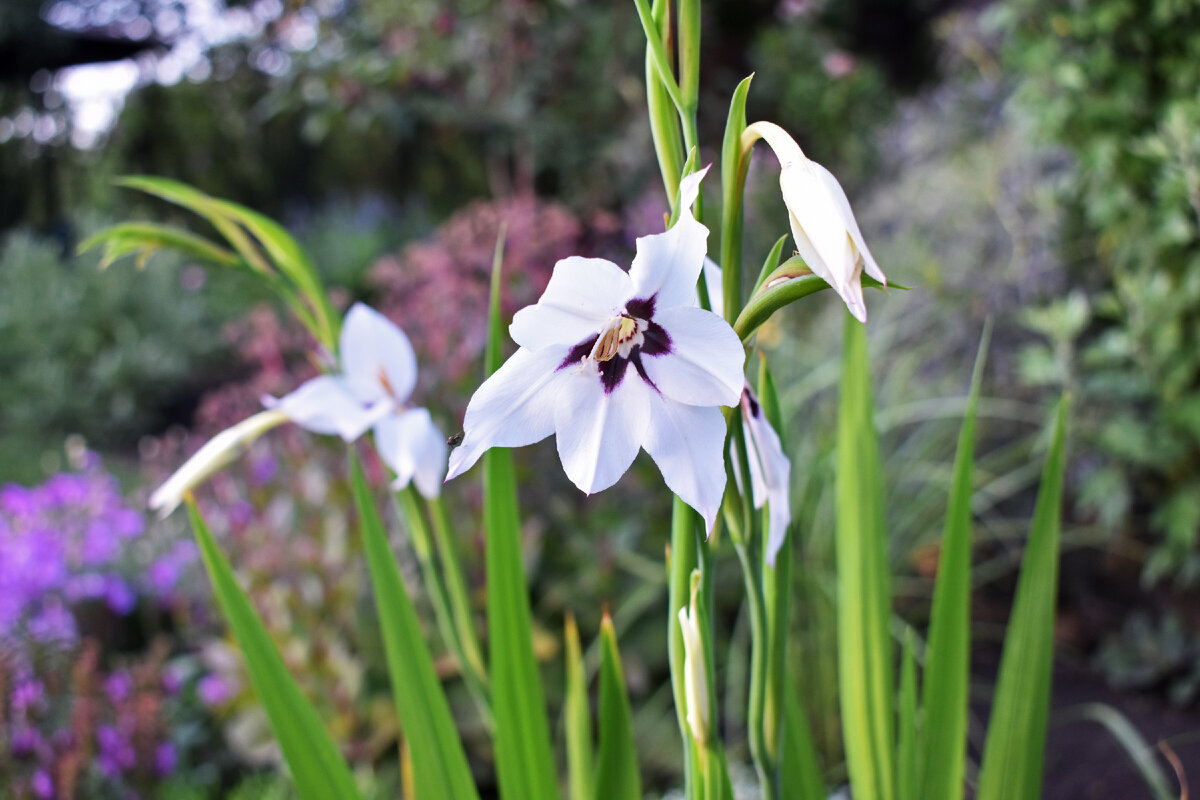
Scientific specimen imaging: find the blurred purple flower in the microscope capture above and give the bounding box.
[10,726,44,756]
[104,577,136,615]
[105,671,133,703]
[97,724,137,776]
[11,678,45,712]
[31,769,54,799]
[155,742,177,776]
[249,453,278,487]
[197,674,231,706]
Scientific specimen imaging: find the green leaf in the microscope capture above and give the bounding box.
[836,313,896,800]
[632,0,684,113]
[564,614,594,800]
[780,679,826,800]
[919,325,989,800]
[751,235,791,296]
[349,456,481,800]
[719,73,754,323]
[897,631,919,800]
[184,499,362,800]
[483,232,559,800]
[593,615,641,800]
[644,0,684,214]
[976,396,1069,800]
[78,222,241,270]
[1069,704,1176,800]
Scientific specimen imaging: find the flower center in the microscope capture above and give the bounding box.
[377,367,398,400]
[590,315,645,363]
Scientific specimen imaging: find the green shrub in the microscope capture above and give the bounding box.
[0,227,229,476]
[994,0,1200,583]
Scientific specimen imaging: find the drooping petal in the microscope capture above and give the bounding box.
[509,257,633,350]
[739,390,792,567]
[814,162,886,286]
[149,410,289,517]
[629,166,711,310]
[374,407,447,499]
[639,306,745,407]
[642,398,727,535]
[446,346,569,481]
[339,303,418,404]
[553,368,651,495]
[264,375,386,441]
[779,161,857,289]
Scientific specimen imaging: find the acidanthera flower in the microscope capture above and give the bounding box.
[736,386,792,567]
[743,120,886,322]
[678,590,710,743]
[265,303,447,498]
[446,167,744,532]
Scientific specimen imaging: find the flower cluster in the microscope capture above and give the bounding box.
[1,466,147,647]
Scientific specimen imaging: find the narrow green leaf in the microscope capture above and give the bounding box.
[669,497,701,800]
[919,325,990,800]
[758,359,788,768]
[594,615,641,800]
[1069,704,1176,800]
[645,0,684,214]
[719,74,754,323]
[483,233,559,800]
[564,614,594,800]
[78,222,241,270]
[184,499,362,800]
[349,456,481,800]
[897,631,919,800]
[780,679,826,800]
[976,396,1069,800]
[632,0,684,113]
[836,314,896,800]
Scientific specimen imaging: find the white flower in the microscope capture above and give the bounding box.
[735,386,792,567]
[149,409,289,517]
[265,303,447,498]
[678,580,710,743]
[445,167,745,532]
[744,121,886,322]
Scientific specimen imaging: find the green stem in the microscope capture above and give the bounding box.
[735,540,776,799]
[427,495,489,693]
[669,497,701,800]
[396,486,493,729]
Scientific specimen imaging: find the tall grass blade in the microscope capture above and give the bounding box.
[184,499,362,800]
[349,456,481,800]
[780,679,826,800]
[836,314,896,800]
[898,631,919,800]
[564,614,595,800]
[483,231,559,800]
[919,325,990,800]
[976,396,1069,800]
[594,615,641,800]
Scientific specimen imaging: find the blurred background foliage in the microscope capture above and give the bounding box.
[2,0,1200,796]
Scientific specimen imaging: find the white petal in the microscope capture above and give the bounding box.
[149,410,288,517]
[678,166,709,215]
[446,347,568,480]
[779,162,857,291]
[265,375,381,441]
[374,408,447,499]
[787,201,868,322]
[741,392,792,567]
[509,257,633,350]
[629,167,712,309]
[340,303,418,404]
[642,398,727,535]
[814,162,885,286]
[640,306,745,407]
[553,367,651,495]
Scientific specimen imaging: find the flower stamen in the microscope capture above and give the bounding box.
[590,316,642,363]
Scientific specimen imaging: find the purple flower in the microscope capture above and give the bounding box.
[10,726,43,756]
[31,769,54,799]
[197,674,232,706]
[97,724,136,775]
[155,742,177,776]
[249,453,278,487]
[104,576,136,615]
[11,678,45,711]
[105,672,133,703]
